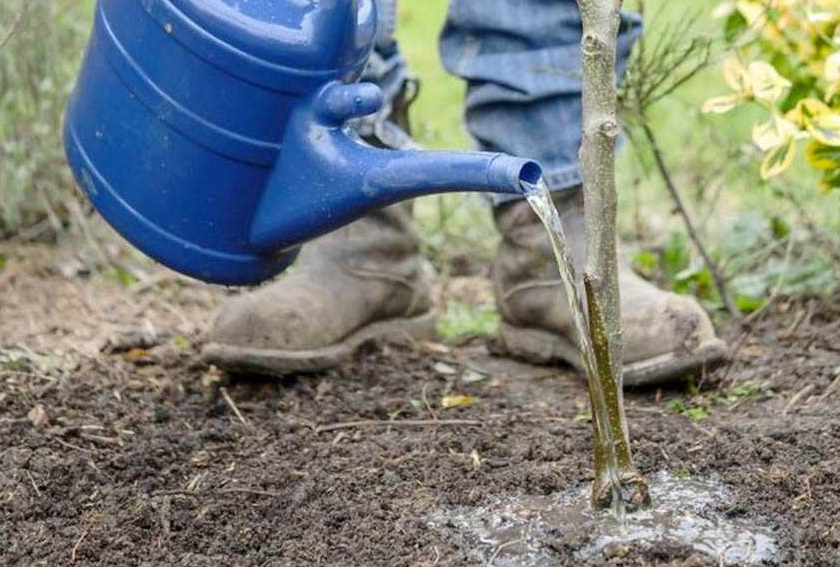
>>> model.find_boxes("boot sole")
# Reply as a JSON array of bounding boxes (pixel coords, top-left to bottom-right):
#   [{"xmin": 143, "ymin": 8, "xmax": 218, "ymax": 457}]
[
  {"xmin": 499, "ymin": 322, "xmax": 727, "ymax": 387},
  {"xmin": 203, "ymin": 310, "xmax": 438, "ymax": 376}
]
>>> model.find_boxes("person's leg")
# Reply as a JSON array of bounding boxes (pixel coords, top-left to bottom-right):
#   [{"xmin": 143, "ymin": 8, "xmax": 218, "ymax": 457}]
[
  {"xmin": 203, "ymin": 0, "xmax": 435, "ymax": 376},
  {"xmin": 440, "ymin": 0, "xmax": 726, "ymax": 385},
  {"xmin": 353, "ymin": 1, "xmax": 420, "ymax": 151}
]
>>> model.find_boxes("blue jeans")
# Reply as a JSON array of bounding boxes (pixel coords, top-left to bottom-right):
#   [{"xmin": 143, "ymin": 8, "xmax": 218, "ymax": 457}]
[{"xmin": 360, "ymin": 0, "xmax": 642, "ymax": 204}]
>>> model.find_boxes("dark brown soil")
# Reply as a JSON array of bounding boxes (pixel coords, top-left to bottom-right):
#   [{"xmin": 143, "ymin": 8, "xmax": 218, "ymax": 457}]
[{"xmin": 2, "ymin": 243, "xmax": 840, "ymax": 566}]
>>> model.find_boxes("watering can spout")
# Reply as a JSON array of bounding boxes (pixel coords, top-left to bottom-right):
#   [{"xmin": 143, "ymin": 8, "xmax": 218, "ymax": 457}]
[{"xmin": 249, "ymin": 82, "xmax": 543, "ymax": 254}]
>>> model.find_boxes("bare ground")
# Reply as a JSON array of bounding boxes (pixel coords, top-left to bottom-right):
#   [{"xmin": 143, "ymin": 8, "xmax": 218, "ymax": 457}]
[{"xmin": 1, "ymin": 241, "xmax": 839, "ymax": 566}]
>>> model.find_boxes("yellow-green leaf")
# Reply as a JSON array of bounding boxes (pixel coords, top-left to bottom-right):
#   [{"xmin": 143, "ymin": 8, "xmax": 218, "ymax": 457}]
[
  {"xmin": 787, "ymin": 98, "xmax": 833, "ymax": 127},
  {"xmin": 722, "ymin": 55, "xmax": 750, "ymax": 93},
  {"xmin": 820, "ymin": 168, "xmax": 840, "ymax": 192},
  {"xmin": 752, "ymin": 115, "xmax": 797, "ymax": 151},
  {"xmin": 807, "ymin": 113, "xmax": 840, "ymax": 146},
  {"xmin": 702, "ymin": 94, "xmax": 743, "ymax": 114},
  {"xmin": 736, "ymin": 0, "xmax": 766, "ymax": 27},
  {"xmin": 806, "ymin": 140, "xmax": 840, "ymax": 170},
  {"xmin": 760, "ymin": 138, "xmax": 797, "ymax": 179},
  {"xmin": 748, "ymin": 61, "xmax": 791, "ymax": 103},
  {"xmin": 825, "ymin": 51, "xmax": 840, "ymax": 84},
  {"xmin": 712, "ymin": 1, "xmax": 737, "ymax": 19},
  {"xmin": 441, "ymin": 395, "xmax": 475, "ymax": 409}
]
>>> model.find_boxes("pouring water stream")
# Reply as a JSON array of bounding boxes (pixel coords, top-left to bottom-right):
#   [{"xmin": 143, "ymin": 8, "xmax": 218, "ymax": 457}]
[{"xmin": 522, "ymin": 178, "xmax": 633, "ymax": 520}]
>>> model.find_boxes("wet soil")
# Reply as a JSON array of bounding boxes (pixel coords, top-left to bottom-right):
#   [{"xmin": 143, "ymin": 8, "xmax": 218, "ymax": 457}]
[{"xmin": 2, "ymin": 243, "xmax": 840, "ymax": 566}]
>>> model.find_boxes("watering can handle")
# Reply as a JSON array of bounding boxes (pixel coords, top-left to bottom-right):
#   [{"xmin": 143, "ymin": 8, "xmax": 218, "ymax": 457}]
[{"xmin": 314, "ymin": 83, "xmax": 384, "ymax": 126}]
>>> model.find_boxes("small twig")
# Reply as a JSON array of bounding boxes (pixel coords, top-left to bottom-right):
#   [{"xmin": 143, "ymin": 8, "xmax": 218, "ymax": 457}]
[
  {"xmin": 783, "ymin": 384, "xmax": 815, "ymax": 416},
  {"xmin": 152, "ymin": 489, "xmax": 201, "ymax": 499},
  {"xmin": 219, "ymin": 387, "xmax": 249, "ymax": 426},
  {"xmin": 487, "ymin": 539, "xmax": 521, "ymax": 567},
  {"xmin": 421, "ymin": 383, "xmax": 438, "ymax": 421},
  {"xmin": 80, "ymin": 434, "xmax": 124, "ymax": 447},
  {"xmin": 152, "ymin": 487, "xmax": 283, "ymax": 498},
  {"xmin": 26, "ymin": 471, "xmax": 42, "ymax": 497},
  {"xmin": 719, "ymin": 329, "xmax": 753, "ymax": 388},
  {"xmin": 689, "ymin": 420, "xmax": 717, "ymax": 439},
  {"xmin": 780, "ymin": 307, "xmax": 808, "ymax": 339},
  {"xmin": 51, "ymin": 437, "xmax": 92, "ymax": 454},
  {"xmin": 67, "ymin": 197, "xmax": 110, "ymax": 269},
  {"xmin": 0, "ymin": 0, "xmax": 32, "ymax": 50},
  {"xmin": 128, "ymin": 271, "xmax": 197, "ymax": 295},
  {"xmin": 217, "ymin": 488, "xmax": 283, "ymax": 498},
  {"xmin": 641, "ymin": 121, "xmax": 740, "ymax": 318},
  {"xmin": 817, "ymin": 374, "xmax": 840, "ymax": 404},
  {"xmin": 775, "ymin": 182, "xmax": 840, "ymax": 266},
  {"xmin": 744, "ymin": 235, "xmax": 795, "ymax": 324},
  {"xmin": 315, "ymin": 419, "xmax": 483, "ymax": 434},
  {"xmin": 0, "ymin": 370, "xmax": 56, "ymax": 382},
  {"xmin": 71, "ymin": 526, "xmax": 90, "ymax": 563}
]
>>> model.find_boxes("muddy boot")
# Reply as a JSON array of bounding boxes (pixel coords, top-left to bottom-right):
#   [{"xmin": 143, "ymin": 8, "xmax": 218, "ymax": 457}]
[
  {"xmin": 203, "ymin": 202, "xmax": 436, "ymax": 375},
  {"xmin": 493, "ymin": 188, "xmax": 727, "ymax": 386}
]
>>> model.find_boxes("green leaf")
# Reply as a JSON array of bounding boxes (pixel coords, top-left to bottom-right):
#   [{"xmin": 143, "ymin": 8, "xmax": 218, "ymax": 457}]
[
  {"xmin": 702, "ymin": 94, "xmax": 743, "ymax": 114},
  {"xmin": 632, "ymin": 251, "xmax": 658, "ymax": 279},
  {"xmin": 724, "ymin": 12, "xmax": 748, "ymax": 43},
  {"xmin": 662, "ymin": 231, "xmax": 690, "ymax": 281},
  {"xmin": 685, "ymin": 407, "xmax": 710, "ymax": 421},
  {"xmin": 807, "ymin": 113, "xmax": 840, "ymax": 147},
  {"xmin": 437, "ymin": 301, "xmax": 500, "ymax": 339},
  {"xmin": 735, "ymin": 294, "xmax": 765, "ymax": 313},
  {"xmin": 806, "ymin": 141, "xmax": 840, "ymax": 170},
  {"xmin": 727, "ymin": 381, "xmax": 764, "ymax": 403},
  {"xmin": 666, "ymin": 398, "xmax": 687, "ymax": 414},
  {"xmin": 760, "ymin": 137, "xmax": 797, "ymax": 179},
  {"xmin": 748, "ymin": 62, "xmax": 792, "ymax": 104},
  {"xmin": 104, "ymin": 267, "xmax": 139, "ymax": 287},
  {"xmin": 666, "ymin": 397, "xmax": 709, "ymax": 420},
  {"xmin": 820, "ymin": 168, "xmax": 840, "ymax": 192},
  {"xmin": 770, "ymin": 216, "xmax": 791, "ymax": 239}
]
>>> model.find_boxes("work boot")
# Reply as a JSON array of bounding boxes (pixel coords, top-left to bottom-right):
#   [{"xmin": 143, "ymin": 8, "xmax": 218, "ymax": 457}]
[
  {"xmin": 204, "ymin": 56, "xmax": 435, "ymax": 375},
  {"xmin": 203, "ymin": 201, "xmax": 436, "ymax": 375},
  {"xmin": 493, "ymin": 188, "xmax": 727, "ymax": 386}
]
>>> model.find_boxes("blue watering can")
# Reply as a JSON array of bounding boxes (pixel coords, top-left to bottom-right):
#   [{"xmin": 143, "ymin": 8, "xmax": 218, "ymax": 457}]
[{"xmin": 64, "ymin": 0, "xmax": 543, "ymax": 285}]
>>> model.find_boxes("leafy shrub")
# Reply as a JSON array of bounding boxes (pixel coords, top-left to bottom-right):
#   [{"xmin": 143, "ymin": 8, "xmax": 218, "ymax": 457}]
[
  {"xmin": 705, "ymin": 0, "xmax": 840, "ymax": 189},
  {"xmin": 0, "ymin": 0, "xmax": 92, "ymax": 237}
]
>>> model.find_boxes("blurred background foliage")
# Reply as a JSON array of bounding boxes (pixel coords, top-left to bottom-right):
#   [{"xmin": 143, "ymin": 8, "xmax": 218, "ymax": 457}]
[
  {"xmin": 395, "ymin": 0, "xmax": 839, "ymax": 332},
  {"xmin": 0, "ymin": 0, "xmax": 838, "ymax": 337},
  {"xmin": 0, "ymin": 0, "xmax": 93, "ymax": 239}
]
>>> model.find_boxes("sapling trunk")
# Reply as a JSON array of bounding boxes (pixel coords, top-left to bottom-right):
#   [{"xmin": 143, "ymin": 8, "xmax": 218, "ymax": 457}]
[{"xmin": 575, "ymin": 0, "xmax": 650, "ymax": 511}]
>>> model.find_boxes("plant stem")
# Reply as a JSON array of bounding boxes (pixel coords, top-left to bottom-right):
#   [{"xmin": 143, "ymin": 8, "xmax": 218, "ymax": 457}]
[
  {"xmin": 0, "ymin": 0, "xmax": 32, "ymax": 50},
  {"xmin": 640, "ymin": 120, "xmax": 741, "ymax": 318},
  {"xmin": 576, "ymin": 0, "xmax": 650, "ymax": 511}
]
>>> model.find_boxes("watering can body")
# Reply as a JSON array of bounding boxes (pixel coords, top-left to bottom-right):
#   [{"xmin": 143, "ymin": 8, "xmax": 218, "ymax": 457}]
[{"xmin": 64, "ymin": 0, "xmax": 541, "ymax": 285}]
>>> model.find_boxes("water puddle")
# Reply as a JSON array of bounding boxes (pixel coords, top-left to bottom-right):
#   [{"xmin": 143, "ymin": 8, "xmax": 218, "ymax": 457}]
[{"xmin": 430, "ymin": 471, "xmax": 777, "ymax": 566}]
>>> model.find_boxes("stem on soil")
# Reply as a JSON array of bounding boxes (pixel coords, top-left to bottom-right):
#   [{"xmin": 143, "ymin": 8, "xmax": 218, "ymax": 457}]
[{"xmin": 576, "ymin": 0, "xmax": 650, "ymax": 511}]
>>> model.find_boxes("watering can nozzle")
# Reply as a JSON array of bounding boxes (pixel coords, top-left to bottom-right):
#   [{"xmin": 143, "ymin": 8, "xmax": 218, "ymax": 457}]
[{"xmin": 249, "ymin": 81, "xmax": 543, "ymax": 254}]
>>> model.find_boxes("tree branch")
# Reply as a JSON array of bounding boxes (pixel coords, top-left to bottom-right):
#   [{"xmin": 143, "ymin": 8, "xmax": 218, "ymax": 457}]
[
  {"xmin": 640, "ymin": 121, "xmax": 741, "ymax": 318},
  {"xmin": 0, "ymin": 0, "xmax": 32, "ymax": 51}
]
